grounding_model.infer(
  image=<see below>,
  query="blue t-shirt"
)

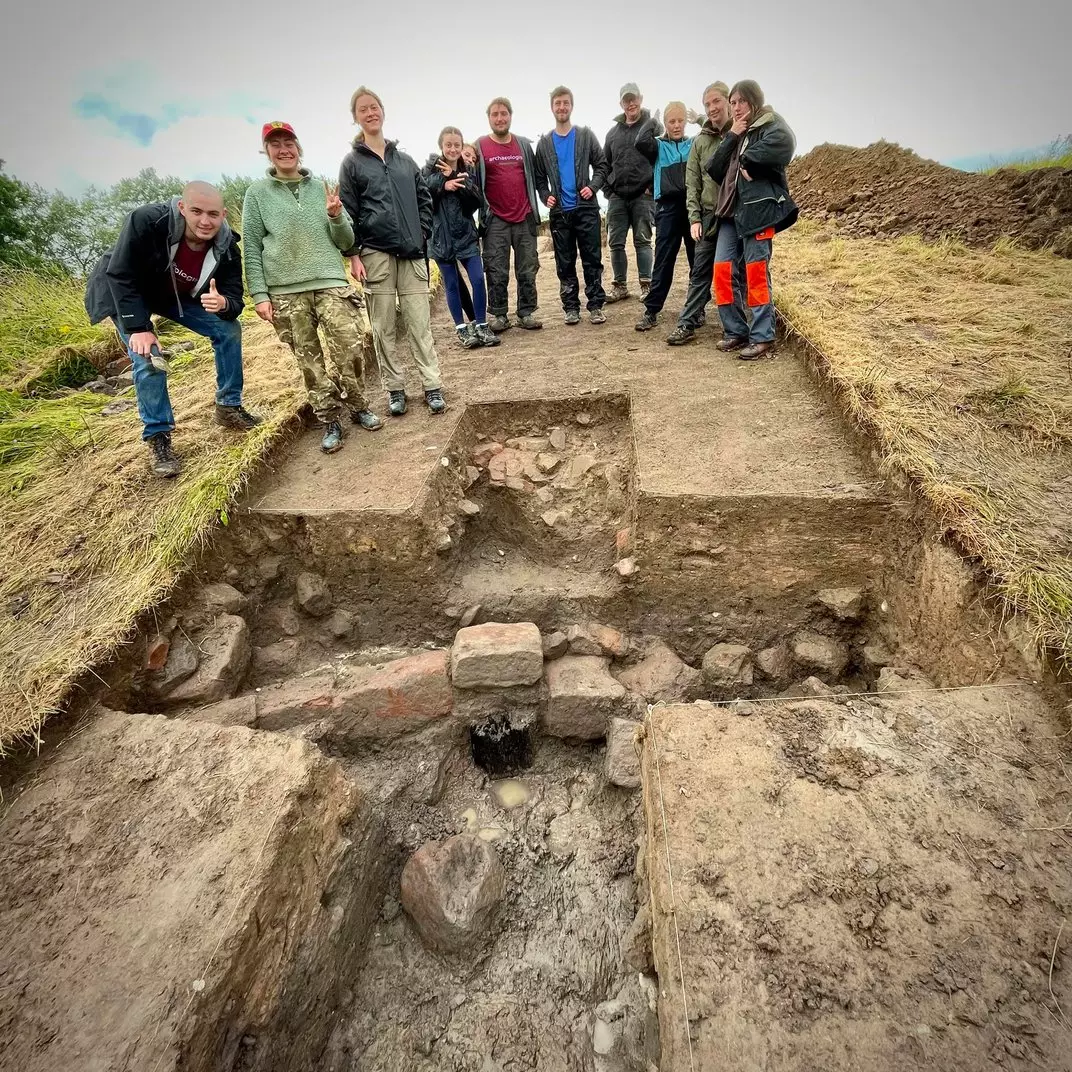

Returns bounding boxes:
[553,129,578,210]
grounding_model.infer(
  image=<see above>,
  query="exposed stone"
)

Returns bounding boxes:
[149,632,198,694]
[458,604,482,628]
[540,508,569,528]
[145,634,170,671]
[605,717,642,788]
[555,454,597,489]
[575,411,593,426]
[614,557,637,577]
[158,615,251,708]
[254,673,336,731]
[755,644,792,680]
[543,656,627,739]
[334,651,453,738]
[487,449,525,485]
[258,554,285,583]
[458,498,481,517]
[199,582,246,615]
[817,586,866,621]
[621,903,654,972]
[464,465,481,488]
[535,486,554,504]
[470,441,503,467]
[779,676,837,699]
[792,630,850,677]
[567,622,629,659]
[279,605,303,637]
[435,533,454,553]
[255,639,300,676]
[326,609,356,639]
[877,666,934,693]
[295,572,332,617]
[400,834,505,953]
[542,629,569,660]
[730,699,760,716]
[701,643,754,687]
[451,622,544,689]
[548,426,568,451]
[176,694,258,727]
[862,638,894,671]
[615,527,634,556]
[534,452,561,474]
[615,640,701,703]
[505,435,550,453]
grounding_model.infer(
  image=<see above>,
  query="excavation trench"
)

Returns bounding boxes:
[2,391,1066,1072]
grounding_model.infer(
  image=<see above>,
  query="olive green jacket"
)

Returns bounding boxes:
[685,120,728,228]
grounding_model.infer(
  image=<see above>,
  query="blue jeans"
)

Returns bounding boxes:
[116,300,244,440]
[713,218,775,343]
[437,256,488,325]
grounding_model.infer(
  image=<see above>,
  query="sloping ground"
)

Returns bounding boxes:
[789,141,1072,255]
[775,222,1072,668]
[0,317,304,750]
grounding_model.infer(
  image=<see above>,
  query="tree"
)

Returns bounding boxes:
[0,160,45,269]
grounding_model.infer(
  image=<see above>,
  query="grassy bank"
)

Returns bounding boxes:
[776,222,1072,667]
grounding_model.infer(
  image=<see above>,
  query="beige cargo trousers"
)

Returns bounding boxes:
[360,250,443,392]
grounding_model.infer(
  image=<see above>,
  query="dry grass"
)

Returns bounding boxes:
[0,315,304,751]
[776,221,1072,666]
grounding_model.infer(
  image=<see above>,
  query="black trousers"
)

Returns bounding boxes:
[675,220,718,328]
[644,198,695,316]
[483,216,539,318]
[549,207,606,312]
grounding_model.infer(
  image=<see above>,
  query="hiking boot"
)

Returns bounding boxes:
[589,308,607,325]
[738,342,773,361]
[215,403,261,431]
[147,432,182,478]
[488,315,512,333]
[517,314,543,330]
[697,311,707,327]
[458,324,483,349]
[635,312,657,331]
[639,280,651,299]
[666,325,696,346]
[320,421,344,453]
[715,336,748,352]
[425,388,447,415]
[350,408,384,430]
[605,282,630,303]
[389,390,407,416]
[563,309,581,326]
[475,323,501,347]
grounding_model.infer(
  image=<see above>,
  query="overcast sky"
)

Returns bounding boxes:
[2,0,1069,192]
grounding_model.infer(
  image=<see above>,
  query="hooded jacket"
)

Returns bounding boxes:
[686,119,728,227]
[706,109,799,235]
[603,109,664,199]
[474,134,541,235]
[635,127,692,201]
[533,126,609,213]
[241,169,355,304]
[84,198,244,333]
[338,139,432,260]
[421,154,482,262]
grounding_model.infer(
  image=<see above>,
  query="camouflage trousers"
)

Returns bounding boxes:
[271,286,377,421]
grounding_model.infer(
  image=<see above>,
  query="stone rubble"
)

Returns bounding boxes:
[701,642,754,687]
[295,571,332,617]
[543,656,628,739]
[451,623,544,689]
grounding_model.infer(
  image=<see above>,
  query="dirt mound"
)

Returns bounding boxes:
[788,141,1072,255]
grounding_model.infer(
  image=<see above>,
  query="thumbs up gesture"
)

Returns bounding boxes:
[325,184,343,218]
[201,277,227,314]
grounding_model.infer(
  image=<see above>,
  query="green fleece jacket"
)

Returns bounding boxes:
[241,169,355,303]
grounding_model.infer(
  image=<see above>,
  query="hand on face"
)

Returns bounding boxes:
[200,278,227,314]
[731,115,749,136]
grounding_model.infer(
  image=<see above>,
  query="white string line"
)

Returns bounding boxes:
[699,680,1031,708]
[646,702,697,1072]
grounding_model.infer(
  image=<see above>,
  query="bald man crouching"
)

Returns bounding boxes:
[85,181,260,477]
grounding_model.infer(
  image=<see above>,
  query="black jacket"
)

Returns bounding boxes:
[421,154,482,262]
[338,139,432,260]
[603,109,663,199]
[84,199,244,333]
[706,110,799,235]
[533,126,608,213]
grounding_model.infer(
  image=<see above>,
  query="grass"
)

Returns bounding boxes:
[982,136,1072,173]
[776,221,1072,667]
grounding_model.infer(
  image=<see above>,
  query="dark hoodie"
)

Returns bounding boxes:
[84,198,243,333]
[338,139,433,260]
[602,108,664,199]
[421,154,482,262]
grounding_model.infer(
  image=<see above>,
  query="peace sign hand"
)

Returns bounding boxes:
[325,184,343,218]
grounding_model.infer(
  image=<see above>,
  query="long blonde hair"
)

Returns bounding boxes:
[350,85,385,143]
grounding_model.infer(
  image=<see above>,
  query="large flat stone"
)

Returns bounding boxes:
[0,709,385,1072]
[615,640,702,703]
[451,622,544,689]
[542,655,628,740]
[158,614,251,708]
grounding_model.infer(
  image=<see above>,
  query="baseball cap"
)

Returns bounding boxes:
[619,82,641,101]
[261,121,298,143]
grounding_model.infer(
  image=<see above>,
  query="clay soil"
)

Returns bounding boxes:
[789,142,1072,254]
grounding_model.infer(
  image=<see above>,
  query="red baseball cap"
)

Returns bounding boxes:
[261,121,298,143]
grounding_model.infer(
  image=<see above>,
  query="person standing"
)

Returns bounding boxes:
[634,102,694,331]
[243,122,382,454]
[84,181,259,477]
[475,97,543,333]
[603,83,662,303]
[339,86,446,416]
[666,81,732,346]
[534,86,609,326]
[705,79,798,360]
[422,126,498,349]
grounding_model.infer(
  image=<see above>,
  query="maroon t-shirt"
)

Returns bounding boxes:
[172,239,208,295]
[479,135,531,224]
